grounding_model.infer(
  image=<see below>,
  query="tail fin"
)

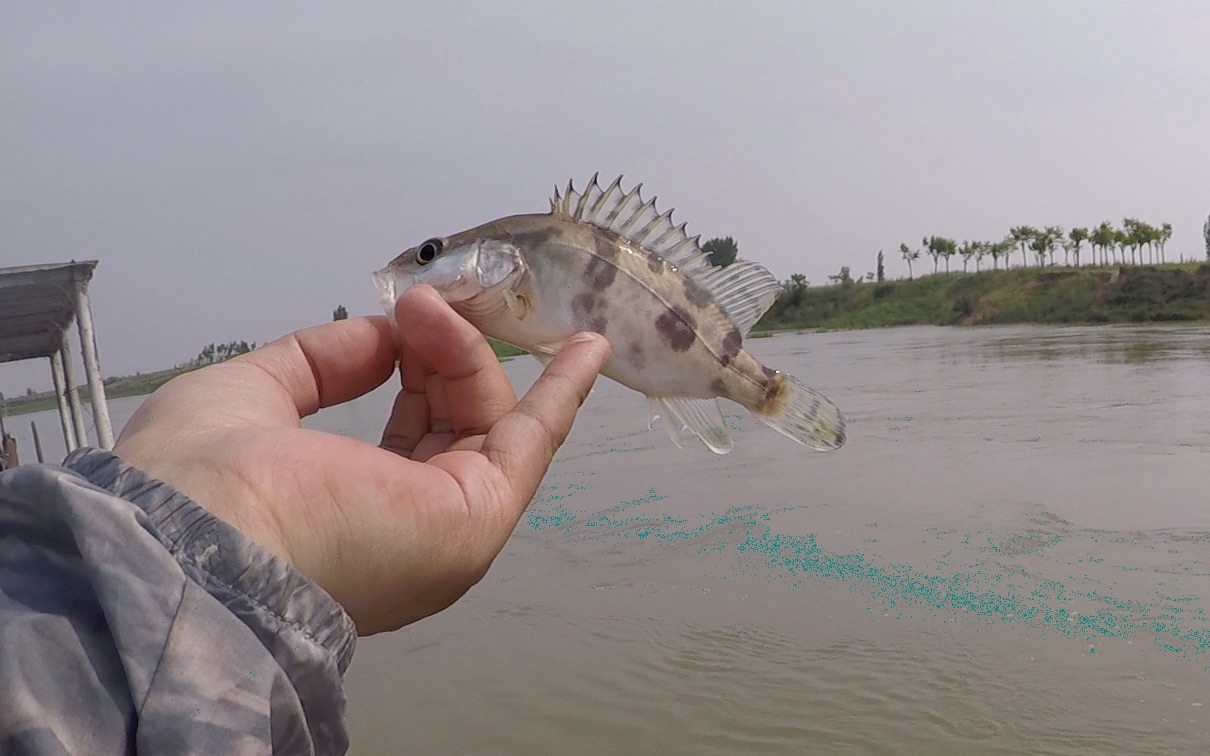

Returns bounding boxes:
[753,372,846,451]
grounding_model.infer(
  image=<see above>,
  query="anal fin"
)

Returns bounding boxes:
[649,396,733,455]
[647,399,684,448]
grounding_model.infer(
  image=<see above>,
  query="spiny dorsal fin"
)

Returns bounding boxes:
[551,174,712,273]
[550,174,783,336]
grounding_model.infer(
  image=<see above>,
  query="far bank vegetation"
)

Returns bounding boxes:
[749,216,1210,332]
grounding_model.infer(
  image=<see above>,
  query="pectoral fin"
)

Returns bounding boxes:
[503,290,530,320]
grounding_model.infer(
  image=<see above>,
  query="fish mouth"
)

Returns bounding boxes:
[371,265,414,316]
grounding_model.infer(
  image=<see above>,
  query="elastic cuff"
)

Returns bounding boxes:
[62,447,357,676]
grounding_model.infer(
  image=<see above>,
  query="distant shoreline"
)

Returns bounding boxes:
[4,263,1206,418]
[754,261,1209,333]
[1,339,529,419]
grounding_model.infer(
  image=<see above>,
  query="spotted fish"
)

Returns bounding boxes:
[371,174,846,454]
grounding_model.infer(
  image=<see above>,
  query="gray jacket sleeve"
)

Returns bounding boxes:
[0,448,357,755]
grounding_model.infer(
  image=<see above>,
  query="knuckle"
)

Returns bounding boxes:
[513,402,565,453]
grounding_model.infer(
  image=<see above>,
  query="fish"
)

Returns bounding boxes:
[371,174,846,455]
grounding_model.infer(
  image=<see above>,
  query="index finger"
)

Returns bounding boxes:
[394,285,518,436]
[480,332,612,506]
[234,314,399,419]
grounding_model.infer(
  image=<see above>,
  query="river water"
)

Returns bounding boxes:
[10,323,1210,753]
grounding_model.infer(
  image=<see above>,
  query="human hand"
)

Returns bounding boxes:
[112,285,611,635]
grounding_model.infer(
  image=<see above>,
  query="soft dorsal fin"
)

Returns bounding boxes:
[550,173,782,336]
[689,259,783,336]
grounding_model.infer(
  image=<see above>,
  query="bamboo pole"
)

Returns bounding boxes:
[50,351,78,451]
[30,420,44,463]
[72,279,114,449]
[60,328,88,447]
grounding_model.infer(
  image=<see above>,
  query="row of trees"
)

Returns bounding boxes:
[898,218,1181,279]
[182,340,258,368]
[181,306,351,370]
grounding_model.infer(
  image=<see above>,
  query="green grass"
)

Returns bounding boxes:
[755,263,1210,333]
[2,367,205,417]
[488,338,528,359]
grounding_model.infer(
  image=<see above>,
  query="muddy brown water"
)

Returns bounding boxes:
[11,323,1209,753]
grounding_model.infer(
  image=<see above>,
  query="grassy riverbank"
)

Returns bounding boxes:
[2,367,206,417]
[753,262,1210,333]
[4,265,1205,417]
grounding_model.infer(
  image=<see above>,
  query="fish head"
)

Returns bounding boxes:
[373,232,526,312]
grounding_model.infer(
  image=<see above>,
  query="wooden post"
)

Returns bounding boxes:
[60,328,88,447]
[30,420,44,463]
[0,398,11,469]
[50,351,78,451]
[1,434,15,470]
[72,278,114,450]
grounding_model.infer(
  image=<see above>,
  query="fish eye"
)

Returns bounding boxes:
[416,238,444,265]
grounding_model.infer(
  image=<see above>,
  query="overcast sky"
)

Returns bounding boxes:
[3,1,1209,395]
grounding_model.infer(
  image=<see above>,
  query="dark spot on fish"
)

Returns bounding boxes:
[628,341,645,368]
[593,234,622,262]
[682,276,713,308]
[572,292,597,320]
[584,254,617,289]
[510,227,559,248]
[719,327,743,367]
[655,306,696,352]
[710,377,728,395]
[763,372,784,406]
[587,316,608,335]
[647,253,666,274]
